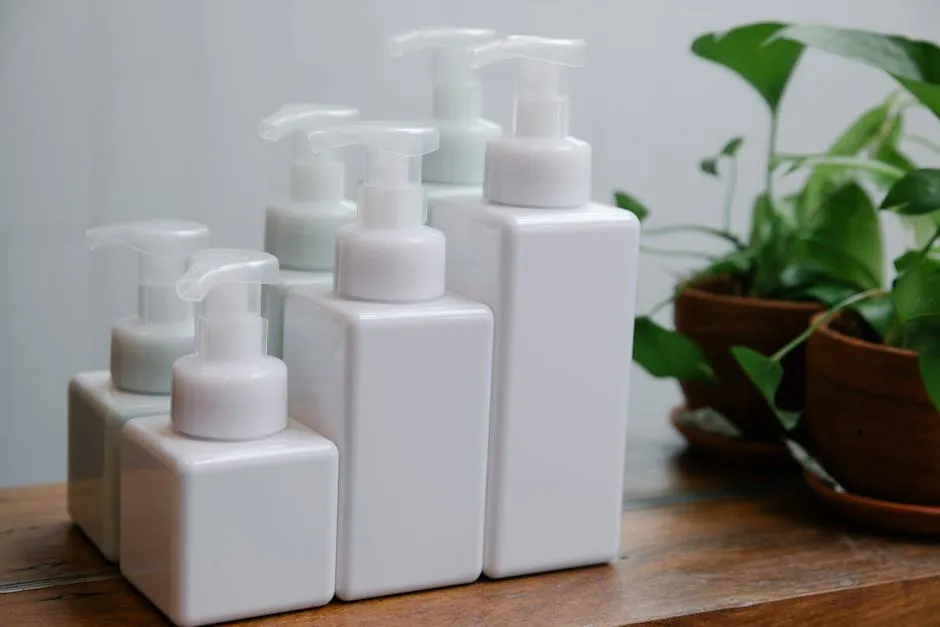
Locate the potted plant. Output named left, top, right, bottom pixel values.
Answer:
left=620, top=22, right=910, bottom=446
left=729, top=25, right=940, bottom=506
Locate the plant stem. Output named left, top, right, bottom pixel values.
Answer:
left=906, top=135, right=940, bottom=158
left=647, top=293, right=678, bottom=318
left=765, top=112, right=779, bottom=202
left=770, top=288, right=886, bottom=363
left=640, top=246, right=715, bottom=260
left=641, top=224, right=745, bottom=249
left=773, top=154, right=907, bottom=180
left=722, top=156, right=738, bottom=232
left=915, top=227, right=940, bottom=264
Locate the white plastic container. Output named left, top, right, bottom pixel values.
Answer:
left=429, top=36, right=640, bottom=579
left=389, top=28, right=501, bottom=215
left=284, top=122, right=493, bottom=601
left=120, top=250, right=338, bottom=626
left=68, top=220, right=209, bottom=562
left=258, top=104, right=360, bottom=357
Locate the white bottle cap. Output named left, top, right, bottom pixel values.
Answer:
left=471, top=35, right=591, bottom=208
left=306, top=122, right=445, bottom=302
left=87, top=220, right=209, bottom=393
left=390, top=28, right=501, bottom=185
left=259, top=103, right=360, bottom=204
left=172, top=250, right=286, bottom=440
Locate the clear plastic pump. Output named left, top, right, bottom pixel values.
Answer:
left=87, top=220, right=210, bottom=326
left=259, top=104, right=360, bottom=203
left=389, top=28, right=501, bottom=185
left=470, top=35, right=591, bottom=209
left=471, top=35, right=586, bottom=138
left=177, top=250, right=280, bottom=361
left=306, top=123, right=445, bottom=302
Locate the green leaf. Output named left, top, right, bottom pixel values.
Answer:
left=633, top=317, right=717, bottom=384
left=700, top=158, right=719, bottom=177
left=882, top=169, right=940, bottom=215
left=870, top=144, right=916, bottom=190
left=697, top=248, right=754, bottom=280
left=778, top=25, right=940, bottom=119
left=903, top=319, right=940, bottom=411
left=730, top=346, right=801, bottom=430
left=800, top=101, right=892, bottom=221
left=853, top=295, right=895, bottom=340
left=893, top=255, right=940, bottom=324
left=721, top=136, right=744, bottom=157
left=692, top=22, right=804, bottom=113
left=796, top=181, right=884, bottom=291
left=614, top=191, right=650, bottom=222
left=748, top=194, right=795, bottom=296
left=894, top=249, right=925, bottom=274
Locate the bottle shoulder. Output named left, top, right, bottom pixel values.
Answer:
left=433, top=196, right=640, bottom=230
left=266, top=200, right=357, bottom=220
left=71, top=370, right=170, bottom=417
left=290, top=290, right=493, bottom=325
left=123, top=415, right=336, bottom=471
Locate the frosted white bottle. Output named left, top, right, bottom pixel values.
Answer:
left=430, top=36, right=640, bottom=578
left=120, top=250, right=338, bottom=627
left=284, top=123, right=493, bottom=601
left=389, top=28, right=501, bottom=219
left=258, top=104, right=360, bottom=357
left=68, top=219, right=209, bottom=562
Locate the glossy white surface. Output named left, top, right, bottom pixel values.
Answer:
left=261, top=269, right=334, bottom=359
left=120, top=416, right=337, bottom=627
left=264, top=201, right=356, bottom=272
left=67, top=370, right=169, bottom=562
left=285, top=290, right=493, bottom=600
left=430, top=196, right=639, bottom=578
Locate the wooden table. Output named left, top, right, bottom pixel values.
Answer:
left=3, top=412, right=940, bottom=626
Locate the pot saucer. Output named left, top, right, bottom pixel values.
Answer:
left=670, top=405, right=792, bottom=469
left=804, top=470, right=940, bottom=535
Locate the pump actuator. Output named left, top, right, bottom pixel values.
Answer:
left=390, top=28, right=501, bottom=185
left=471, top=35, right=590, bottom=208
left=87, top=219, right=209, bottom=394
left=171, top=250, right=287, bottom=441
left=306, top=122, right=444, bottom=302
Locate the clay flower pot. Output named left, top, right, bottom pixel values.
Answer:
left=805, top=316, right=940, bottom=505
left=674, top=279, right=824, bottom=441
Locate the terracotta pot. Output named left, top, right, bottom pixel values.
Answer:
left=674, top=280, right=823, bottom=441
left=805, top=316, right=940, bottom=505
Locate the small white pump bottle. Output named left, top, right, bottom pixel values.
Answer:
left=68, top=219, right=209, bottom=562
left=285, top=123, right=494, bottom=601
left=429, top=36, right=640, bottom=578
left=389, top=28, right=501, bottom=211
left=258, top=103, right=360, bottom=357
left=120, top=250, right=338, bottom=627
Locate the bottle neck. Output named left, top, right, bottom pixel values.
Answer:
left=432, top=83, right=482, bottom=121
left=290, top=159, right=345, bottom=203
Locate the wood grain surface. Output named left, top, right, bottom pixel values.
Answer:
left=3, top=414, right=940, bottom=625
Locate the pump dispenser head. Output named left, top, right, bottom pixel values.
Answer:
left=471, top=35, right=591, bottom=208
left=307, top=122, right=446, bottom=302
left=177, top=250, right=279, bottom=362
left=87, top=219, right=209, bottom=393
left=259, top=104, right=360, bottom=203
left=389, top=28, right=501, bottom=185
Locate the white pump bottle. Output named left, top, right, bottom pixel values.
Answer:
left=389, top=28, right=501, bottom=210
left=430, top=36, right=640, bottom=578
left=68, top=219, right=209, bottom=562
left=285, top=123, right=494, bottom=601
left=259, top=103, right=360, bottom=357
left=120, top=250, right=338, bottom=626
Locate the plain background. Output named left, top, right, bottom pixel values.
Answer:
left=1, top=0, right=938, bottom=487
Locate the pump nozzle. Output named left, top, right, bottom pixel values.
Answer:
left=471, top=35, right=586, bottom=138
left=307, top=123, right=445, bottom=302
left=389, top=28, right=501, bottom=185
left=177, top=250, right=278, bottom=362
left=259, top=104, right=360, bottom=203
left=87, top=219, right=210, bottom=325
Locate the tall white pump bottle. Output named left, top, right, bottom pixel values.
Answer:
left=259, top=103, right=360, bottom=357
left=68, top=219, right=209, bottom=562
left=120, top=250, right=338, bottom=627
left=389, top=28, right=501, bottom=213
left=429, top=36, right=640, bottom=578
left=285, top=122, right=494, bottom=600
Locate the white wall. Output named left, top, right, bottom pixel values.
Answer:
left=1, top=0, right=938, bottom=487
